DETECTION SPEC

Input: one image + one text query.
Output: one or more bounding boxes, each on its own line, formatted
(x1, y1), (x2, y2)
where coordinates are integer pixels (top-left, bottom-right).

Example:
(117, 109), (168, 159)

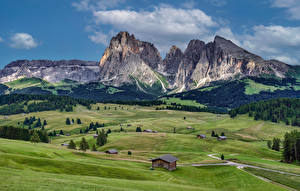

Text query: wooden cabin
(105, 149), (118, 154)
(93, 134), (98, 139)
(218, 136), (227, 141)
(197, 134), (206, 139)
(151, 154), (178, 171)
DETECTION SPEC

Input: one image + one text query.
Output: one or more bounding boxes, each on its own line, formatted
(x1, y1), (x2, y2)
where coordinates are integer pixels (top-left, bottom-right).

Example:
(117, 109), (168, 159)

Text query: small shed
(197, 134), (206, 139)
(61, 143), (69, 147)
(93, 134), (98, 139)
(143, 129), (153, 133)
(218, 136), (227, 141)
(105, 149), (118, 154)
(151, 154), (178, 171)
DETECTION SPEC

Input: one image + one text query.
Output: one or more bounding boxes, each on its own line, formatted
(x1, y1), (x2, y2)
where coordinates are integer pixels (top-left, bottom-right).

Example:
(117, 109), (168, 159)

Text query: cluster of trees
(156, 104), (226, 114)
(104, 100), (165, 107)
(0, 94), (94, 115)
(230, 98), (300, 126)
(0, 126), (48, 143)
(79, 122), (105, 134)
(48, 130), (64, 136)
(136, 127), (142, 132)
(282, 130), (300, 164)
(267, 138), (281, 151)
(23, 117), (47, 129)
(211, 131), (225, 137)
(66, 118), (82, 125)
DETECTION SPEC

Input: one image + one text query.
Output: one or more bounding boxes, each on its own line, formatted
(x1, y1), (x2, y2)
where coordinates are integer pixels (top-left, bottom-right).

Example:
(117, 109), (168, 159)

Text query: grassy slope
(0, 138), (289, 191)
(244, 168), (300, 190)
(1, 104), (300, 173)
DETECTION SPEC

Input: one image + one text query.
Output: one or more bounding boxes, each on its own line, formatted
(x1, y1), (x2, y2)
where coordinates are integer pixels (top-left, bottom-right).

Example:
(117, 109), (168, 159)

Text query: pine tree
(272, 138), (281, 151)
(68, 140), (76, 149)
(107, 129), (111, 134)
(79, 137), (89, 151)
(97, 107), (100, 110)
(221, 154), (225, 160)
(59, 130), (64, 135)
(91, 144), (97, 151)
(30, 131), (40, 143)
(211, 130), (215, 137)
(43, 120), (47, 126)
(76, 118), (81, 124)
(96, 129), (107, 146)
(267, 140), (272, 149)
(66, 118), (71, 125)
(221, 132), (225, 136)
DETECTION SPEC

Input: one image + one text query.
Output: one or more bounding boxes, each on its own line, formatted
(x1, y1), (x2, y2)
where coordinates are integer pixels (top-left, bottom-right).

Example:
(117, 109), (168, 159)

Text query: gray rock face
(0, 31), (293, 94)
(165, 36), (292, 91)
(99, 31), (166, 92)
(0, 60), (99, 83)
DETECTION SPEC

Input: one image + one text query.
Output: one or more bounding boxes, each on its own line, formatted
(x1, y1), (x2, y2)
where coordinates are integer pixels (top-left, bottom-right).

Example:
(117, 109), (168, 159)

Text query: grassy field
(0, 139), (290, 191)
(244, 168), (300, 190)
(0, 104), (299, 190)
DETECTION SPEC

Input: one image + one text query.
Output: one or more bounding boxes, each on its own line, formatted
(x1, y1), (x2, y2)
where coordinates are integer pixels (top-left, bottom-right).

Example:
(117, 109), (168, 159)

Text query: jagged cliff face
(0, 31), (293, 94)
(99, 32), (166, 92)
(0, 60), (99, 83)
(164, 36), (292, 91)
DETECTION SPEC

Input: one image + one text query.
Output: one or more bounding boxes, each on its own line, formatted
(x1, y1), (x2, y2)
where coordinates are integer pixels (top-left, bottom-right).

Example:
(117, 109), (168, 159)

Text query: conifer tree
(30, 131), (40, 143)
(68, 140), (76, 149)
(79, 137), (89, 151)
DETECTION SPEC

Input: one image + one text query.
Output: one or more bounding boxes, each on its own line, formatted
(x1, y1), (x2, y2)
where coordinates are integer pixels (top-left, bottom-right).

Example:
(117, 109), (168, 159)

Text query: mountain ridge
(0, 31), (297, 95)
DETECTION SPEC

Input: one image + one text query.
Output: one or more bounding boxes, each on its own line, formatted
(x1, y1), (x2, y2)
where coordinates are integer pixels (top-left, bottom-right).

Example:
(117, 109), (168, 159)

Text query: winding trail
(179, 154), (300, 177)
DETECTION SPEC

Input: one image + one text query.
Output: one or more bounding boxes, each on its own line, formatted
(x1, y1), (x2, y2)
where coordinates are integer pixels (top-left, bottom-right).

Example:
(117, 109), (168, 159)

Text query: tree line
(0, 94), (95, 115)
(229, 98), (300, 126)
(156, 104), (227, 114)
(0, 126), (49, 143)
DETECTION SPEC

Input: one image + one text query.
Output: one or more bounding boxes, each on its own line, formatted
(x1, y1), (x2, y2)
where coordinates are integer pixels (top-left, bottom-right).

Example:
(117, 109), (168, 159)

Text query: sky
(0, 0), (300, 68)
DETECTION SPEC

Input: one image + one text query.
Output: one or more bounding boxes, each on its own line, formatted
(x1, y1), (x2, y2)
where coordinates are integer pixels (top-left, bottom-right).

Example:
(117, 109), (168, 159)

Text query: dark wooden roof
(106, 149), (118, 153)
(152, 154), (178, 163)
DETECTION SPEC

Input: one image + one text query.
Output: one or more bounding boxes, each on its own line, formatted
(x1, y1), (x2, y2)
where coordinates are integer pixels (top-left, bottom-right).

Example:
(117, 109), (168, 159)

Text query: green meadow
(0, 103), (299, 190)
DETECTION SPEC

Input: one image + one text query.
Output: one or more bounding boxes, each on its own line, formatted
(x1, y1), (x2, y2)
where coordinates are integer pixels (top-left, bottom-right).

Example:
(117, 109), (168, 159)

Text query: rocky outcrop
(0, 60), (99, 83)
(0, 31), (294, 94)
(99, 31), (165, 92)
(164, 36), (292, 91)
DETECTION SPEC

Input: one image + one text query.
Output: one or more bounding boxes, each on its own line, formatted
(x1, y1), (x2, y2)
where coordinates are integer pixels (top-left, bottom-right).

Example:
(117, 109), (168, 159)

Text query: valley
(0, 103), (300, 190)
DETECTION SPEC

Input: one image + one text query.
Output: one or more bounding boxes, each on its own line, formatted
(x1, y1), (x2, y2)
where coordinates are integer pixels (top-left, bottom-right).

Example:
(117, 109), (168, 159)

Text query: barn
(151, 154), (178, 171)
(197, 134), (206, 139)
(105, 149), (118, 154)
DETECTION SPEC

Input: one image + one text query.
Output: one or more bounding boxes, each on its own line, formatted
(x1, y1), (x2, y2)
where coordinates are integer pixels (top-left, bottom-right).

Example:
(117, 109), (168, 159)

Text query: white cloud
(92, 6), (217, 52)
(88, 31), (109, 45)
(209, 0), (227, 7)
(10, 33), (38, 50)
(241, 25), (300, 65)
(72, 0), (125, 11)
(0, 36), (3, 42)
(181, 0), (196, 9)
(271, 0), (300, 20)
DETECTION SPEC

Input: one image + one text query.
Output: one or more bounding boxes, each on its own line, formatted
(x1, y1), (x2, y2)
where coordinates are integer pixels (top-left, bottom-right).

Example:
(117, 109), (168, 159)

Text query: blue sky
(0, 0), (299, 68)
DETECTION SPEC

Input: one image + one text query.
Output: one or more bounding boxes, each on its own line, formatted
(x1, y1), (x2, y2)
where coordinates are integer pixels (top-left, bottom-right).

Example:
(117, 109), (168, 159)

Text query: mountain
(0, 31), (299, 106)
(0, 60), (99, 83)
(99, 32), (166, 94)
(163, 36), (292, 91)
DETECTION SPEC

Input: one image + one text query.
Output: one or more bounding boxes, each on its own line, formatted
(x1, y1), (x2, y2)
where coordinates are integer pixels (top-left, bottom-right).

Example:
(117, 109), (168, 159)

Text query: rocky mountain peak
(98, 32), (164, 91)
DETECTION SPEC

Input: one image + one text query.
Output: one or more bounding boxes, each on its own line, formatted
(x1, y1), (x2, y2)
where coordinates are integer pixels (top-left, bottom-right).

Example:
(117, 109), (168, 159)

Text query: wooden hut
(218, 136), (227, 141)
(197, 134), (206, 139)
(151, 154), (178, 171)
(105, 149), (118, 154)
